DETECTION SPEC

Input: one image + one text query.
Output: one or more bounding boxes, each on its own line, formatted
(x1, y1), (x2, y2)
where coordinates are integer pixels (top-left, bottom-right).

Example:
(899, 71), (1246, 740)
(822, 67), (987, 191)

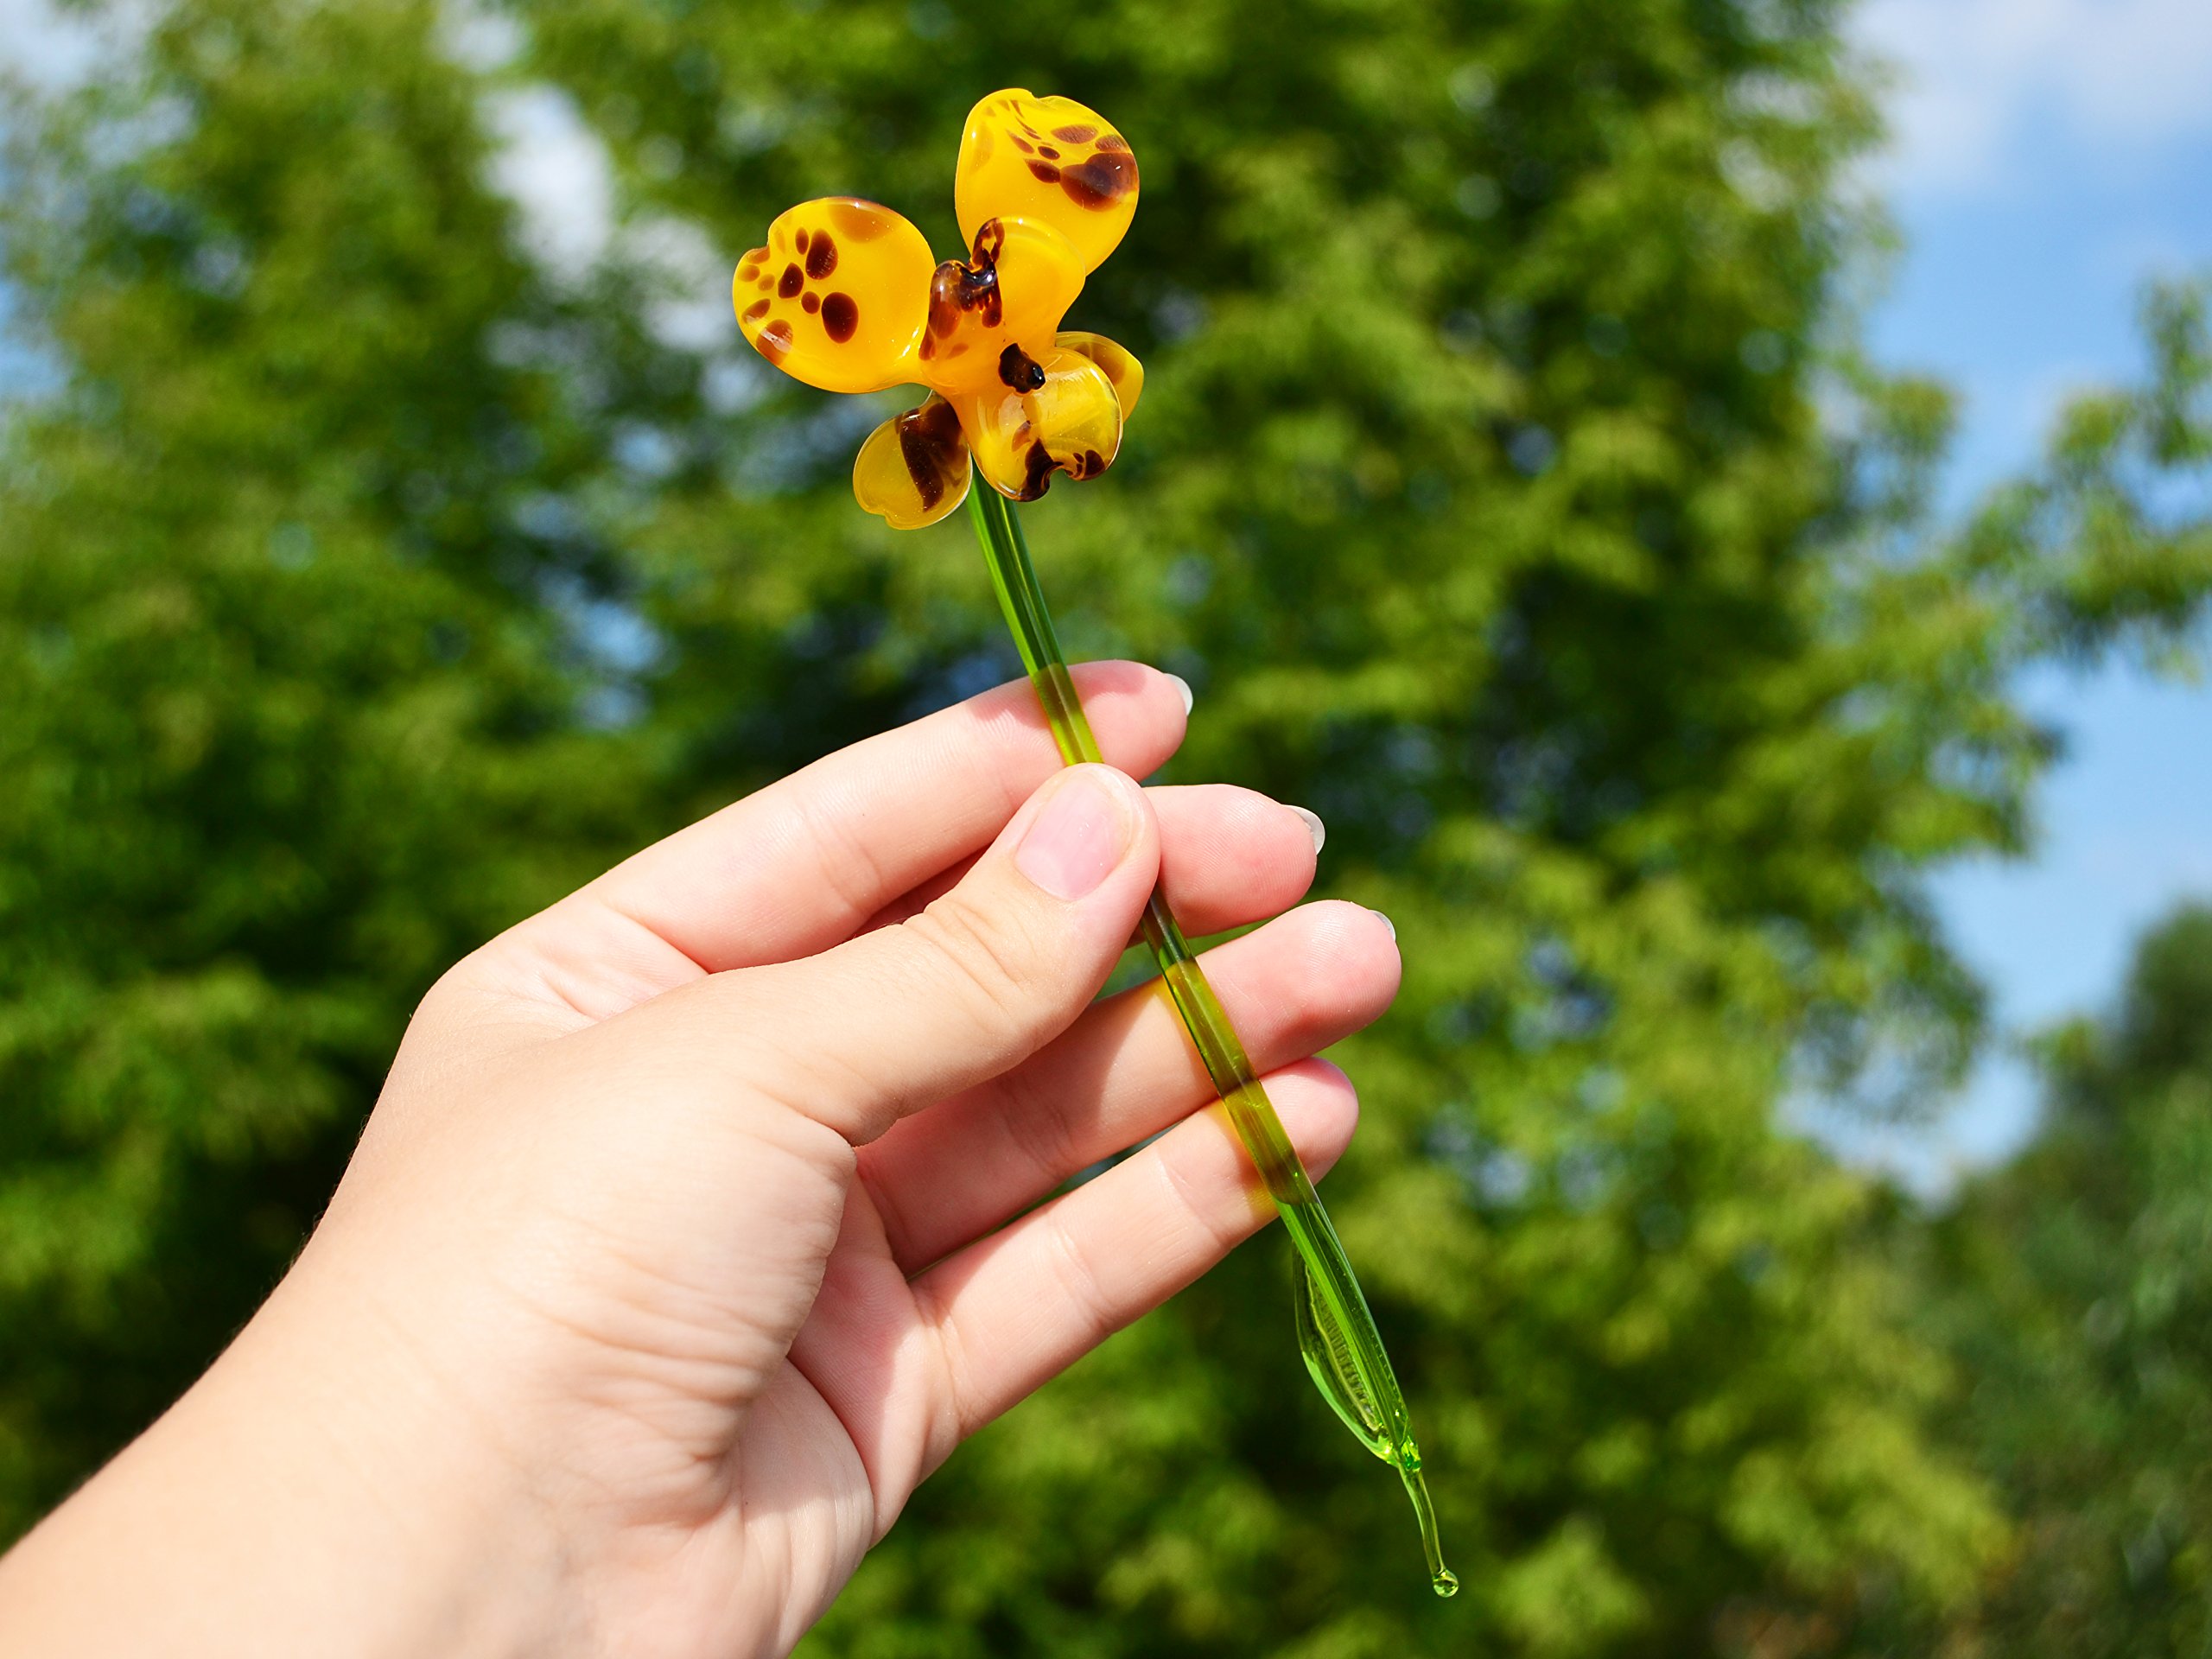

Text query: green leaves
(0, 0), (657, 1535)
(1924, 906), (2212, 1656)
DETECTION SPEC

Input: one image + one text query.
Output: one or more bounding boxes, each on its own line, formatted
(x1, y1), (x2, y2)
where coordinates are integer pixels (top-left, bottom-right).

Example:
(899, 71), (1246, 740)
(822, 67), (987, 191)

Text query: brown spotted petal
(956, 89), (1138, 276)
(955, 347), (1123, 504)
(854, 396), (972, 529)
(734, 198), (934, 394)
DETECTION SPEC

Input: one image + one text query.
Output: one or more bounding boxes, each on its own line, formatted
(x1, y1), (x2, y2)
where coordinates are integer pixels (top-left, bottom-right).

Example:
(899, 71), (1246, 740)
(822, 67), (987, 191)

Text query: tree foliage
(2, 0), (2209, 1653)
(1922, 905), (2212, 1656)
(0, 0), (661, 1529)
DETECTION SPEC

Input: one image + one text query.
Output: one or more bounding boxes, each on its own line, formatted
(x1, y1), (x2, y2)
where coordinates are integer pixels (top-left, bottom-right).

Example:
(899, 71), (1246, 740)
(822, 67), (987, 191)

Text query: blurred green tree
(0, 0), (671, 1534)
(2, 0), (2209, 1653)
(1921, 905), (2212, 1657)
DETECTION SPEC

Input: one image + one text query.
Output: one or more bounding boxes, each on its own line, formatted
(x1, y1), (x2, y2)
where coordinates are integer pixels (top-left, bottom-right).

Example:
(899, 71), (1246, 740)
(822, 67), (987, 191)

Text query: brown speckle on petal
(796, 228), (810, 254)
(802, 292), (820, 314)
(1027, 159), (1062, 184)
(805, 231), (838, 280)
(821, 292), (860, 341)
(998, 343), (1046, 391)
(741, 299), (770, 322)
(779, 264), (804, 298)
(1053, 124), (1098, 143)
(929, 224), (1007, 338)
(1018, 441), (1057, 500)
(898, 398), (966, 511)
(1060, 150), (1138, 210)
(757, 320), (794, 362)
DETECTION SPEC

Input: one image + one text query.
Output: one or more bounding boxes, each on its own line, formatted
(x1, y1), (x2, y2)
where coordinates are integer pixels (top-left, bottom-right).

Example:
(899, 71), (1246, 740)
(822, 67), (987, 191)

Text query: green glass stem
(967, 486), (1455, 1598)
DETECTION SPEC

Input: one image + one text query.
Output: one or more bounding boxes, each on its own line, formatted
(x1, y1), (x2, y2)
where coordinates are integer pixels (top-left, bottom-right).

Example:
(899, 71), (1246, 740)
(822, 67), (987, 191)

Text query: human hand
(0, 663), (1400, 1658)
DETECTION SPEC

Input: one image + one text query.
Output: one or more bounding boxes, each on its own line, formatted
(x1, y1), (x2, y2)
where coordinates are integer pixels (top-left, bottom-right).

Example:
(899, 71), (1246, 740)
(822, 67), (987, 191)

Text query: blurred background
(2, 0), (2209, 1653)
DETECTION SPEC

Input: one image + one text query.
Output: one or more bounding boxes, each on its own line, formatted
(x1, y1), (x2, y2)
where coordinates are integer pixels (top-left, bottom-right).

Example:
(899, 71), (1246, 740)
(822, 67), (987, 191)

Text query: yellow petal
(919, 216), (1086, 397)
(735, 198), (935, 394)
(853, 396), (971, 530)
(957, 347), (1123, 502)
(956, 90), (1138, 276)
(1053, 331), (1144, 422)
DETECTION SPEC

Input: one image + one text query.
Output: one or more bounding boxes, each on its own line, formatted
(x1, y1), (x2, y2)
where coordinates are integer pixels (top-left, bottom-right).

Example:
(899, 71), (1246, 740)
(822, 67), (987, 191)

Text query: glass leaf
(1293, 1255), (1392, 1460)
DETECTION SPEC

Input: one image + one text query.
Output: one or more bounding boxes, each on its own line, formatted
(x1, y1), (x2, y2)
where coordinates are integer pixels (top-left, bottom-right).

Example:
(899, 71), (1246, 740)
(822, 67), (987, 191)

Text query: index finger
(567, 661), (1188, 974)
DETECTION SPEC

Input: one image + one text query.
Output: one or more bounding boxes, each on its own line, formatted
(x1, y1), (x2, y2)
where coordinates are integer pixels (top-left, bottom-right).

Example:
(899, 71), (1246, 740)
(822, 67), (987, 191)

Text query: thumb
(645, 763), (1160, 1143)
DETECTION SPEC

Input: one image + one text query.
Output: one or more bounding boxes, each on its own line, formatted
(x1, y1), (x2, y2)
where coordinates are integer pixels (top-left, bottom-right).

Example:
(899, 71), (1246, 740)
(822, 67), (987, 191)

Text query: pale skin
(0, 661), (1400, 1658)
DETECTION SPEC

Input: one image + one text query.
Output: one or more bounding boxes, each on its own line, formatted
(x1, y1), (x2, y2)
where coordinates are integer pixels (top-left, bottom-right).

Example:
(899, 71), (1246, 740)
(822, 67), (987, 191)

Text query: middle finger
(857, 898), (1400, 1271)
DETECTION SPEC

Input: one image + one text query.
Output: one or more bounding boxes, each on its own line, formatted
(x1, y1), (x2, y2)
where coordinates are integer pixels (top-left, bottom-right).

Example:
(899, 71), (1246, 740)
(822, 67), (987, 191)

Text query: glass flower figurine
(734, 88), (1455, 1597)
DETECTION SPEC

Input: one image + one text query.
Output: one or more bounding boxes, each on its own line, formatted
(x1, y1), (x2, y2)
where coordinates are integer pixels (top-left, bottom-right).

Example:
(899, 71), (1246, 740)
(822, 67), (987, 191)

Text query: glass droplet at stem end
(1399, 1446), (1456, 1597)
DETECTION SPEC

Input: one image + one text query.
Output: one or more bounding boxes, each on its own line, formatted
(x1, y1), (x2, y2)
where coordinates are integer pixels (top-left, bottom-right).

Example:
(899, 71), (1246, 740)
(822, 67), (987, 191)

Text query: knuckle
(990, 1063), (1077, 1188)
(401, 955), (497, 1046)
(659, 969), (877, 1140)
(918, 1281), (984, 1449)
(410, 960), (469, 1026)
(1158, 1137), (1248, 1255)
(1042, 1211), (1117, 1344)
(789, 785), (898, 925)
(903, 891), (1051, 1044)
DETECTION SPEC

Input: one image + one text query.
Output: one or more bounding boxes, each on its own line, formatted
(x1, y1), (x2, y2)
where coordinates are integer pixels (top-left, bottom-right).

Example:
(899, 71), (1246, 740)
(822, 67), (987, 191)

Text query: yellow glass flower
(731, 90), (1144, 529)
(731, 88), (1454, 1598)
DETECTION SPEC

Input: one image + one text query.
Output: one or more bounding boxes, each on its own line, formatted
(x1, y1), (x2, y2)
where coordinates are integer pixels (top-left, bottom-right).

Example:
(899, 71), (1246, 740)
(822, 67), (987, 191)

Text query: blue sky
(6, 0), (2209, 1191)
(1838, 0), (2212, 1189)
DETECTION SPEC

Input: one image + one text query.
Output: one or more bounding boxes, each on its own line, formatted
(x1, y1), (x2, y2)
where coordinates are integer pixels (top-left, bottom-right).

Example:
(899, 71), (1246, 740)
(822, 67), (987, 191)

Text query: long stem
(968, 486), (1455, 1597)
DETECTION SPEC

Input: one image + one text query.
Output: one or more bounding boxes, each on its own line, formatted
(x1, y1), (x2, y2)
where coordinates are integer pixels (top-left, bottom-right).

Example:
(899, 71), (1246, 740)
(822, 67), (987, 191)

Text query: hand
(0, 663), (1400, 1659)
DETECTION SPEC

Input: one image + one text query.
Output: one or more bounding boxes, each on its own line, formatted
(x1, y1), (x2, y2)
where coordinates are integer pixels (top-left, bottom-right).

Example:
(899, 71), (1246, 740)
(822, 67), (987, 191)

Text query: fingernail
(1166, 672), (1194, 715)
(1371, 907), (1395, 942)
(1289, 804), (1326, 855)
(1016, 767), (1137, 901)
